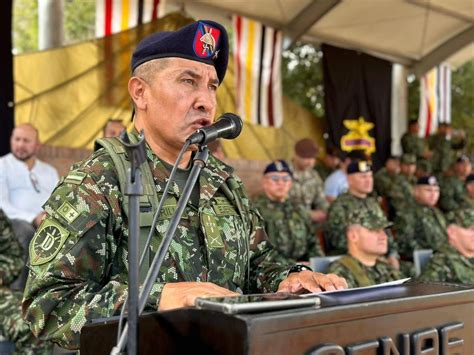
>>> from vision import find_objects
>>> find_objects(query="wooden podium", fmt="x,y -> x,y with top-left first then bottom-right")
80,282 -> 474,354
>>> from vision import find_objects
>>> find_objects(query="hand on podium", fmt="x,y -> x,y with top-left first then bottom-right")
277,271 -> 347,294
159,282 -> 240,310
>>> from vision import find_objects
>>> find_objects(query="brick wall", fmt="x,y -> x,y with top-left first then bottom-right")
38,145 -> 268,198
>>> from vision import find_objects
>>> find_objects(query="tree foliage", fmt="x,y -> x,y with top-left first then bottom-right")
282,42 -> 325,118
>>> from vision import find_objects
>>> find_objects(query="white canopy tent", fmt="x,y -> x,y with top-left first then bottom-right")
164,0 -> 473,153
165,0 -> 474,75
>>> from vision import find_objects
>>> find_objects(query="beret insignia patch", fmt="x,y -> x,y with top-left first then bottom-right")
193,22 -> 221,59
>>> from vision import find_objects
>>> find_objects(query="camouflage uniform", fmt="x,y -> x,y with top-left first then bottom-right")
438,175 -> 470,213
374,167 -> 396,198
325,193 -> 396,254
327,256 -> 402,288
388,174 -> 416,213
23,137 -> 289,349
253,195 -> 323,264
0,210 -> 52,354
394,202 -> 447,259
417,243 -> 474,284
288,163 -> 328,212
401,133 -> 425,159
428,133 -> 465,174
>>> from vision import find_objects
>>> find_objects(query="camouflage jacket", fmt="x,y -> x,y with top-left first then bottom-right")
418,243 -> 474,284
438,175 -> 470,213
394,203 -> 447,259
0,209 -> 23,287
387,174 -> 416,213
23,140 -> 289,349
325,193 -> 396,255
428,133 -> 465,174
401,133 -> 425,158
374,168 -> 396,198
327,255 -> 402,288
288,163 -> 328,212
253,195 -> 323,264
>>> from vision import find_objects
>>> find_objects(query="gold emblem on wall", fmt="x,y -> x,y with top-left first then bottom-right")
340,116 -> 376,155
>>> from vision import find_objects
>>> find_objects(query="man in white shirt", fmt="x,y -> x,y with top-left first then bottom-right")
0,123 -> 59,289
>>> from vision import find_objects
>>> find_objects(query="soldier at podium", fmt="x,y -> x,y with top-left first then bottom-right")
22,20 -> 347,350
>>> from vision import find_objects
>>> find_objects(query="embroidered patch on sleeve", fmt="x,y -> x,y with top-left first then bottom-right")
58,201 -> 80,224
30,219 -> 70,266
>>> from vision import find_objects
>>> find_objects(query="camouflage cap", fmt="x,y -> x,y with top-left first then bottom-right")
263,159 -> 293,176
446,208 -> 474,228
346,209 -> 392,231
294,138 -> 318,158
347,160 -> 372,175
416,159 -> 432,174
416,175 -> 438,186
400,153 -> 416,165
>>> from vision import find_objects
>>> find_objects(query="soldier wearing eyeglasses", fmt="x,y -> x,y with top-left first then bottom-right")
0,123 -> 59,290
254,160 -> 324,264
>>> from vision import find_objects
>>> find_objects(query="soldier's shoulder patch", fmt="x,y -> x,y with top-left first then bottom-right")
58,201 -> 80,223
64,171 -> 87,185
30,219 -> 70,266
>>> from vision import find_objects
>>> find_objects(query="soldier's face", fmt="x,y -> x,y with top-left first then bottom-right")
354,226 -> 388,256
348,171 -> 373,195
132,58 -> 218,153
414,185 -> 440,207
401,163 -> 416,176
10,125 -> 39,161
455,161 -> 472,177
386,159 -> 400,174
293,155 -> 316,171
262,173 -> 292,202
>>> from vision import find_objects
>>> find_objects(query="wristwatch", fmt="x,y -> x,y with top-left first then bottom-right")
287,264 -> 313,277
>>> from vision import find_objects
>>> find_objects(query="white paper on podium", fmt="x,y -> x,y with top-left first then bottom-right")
302,277 -> 411,297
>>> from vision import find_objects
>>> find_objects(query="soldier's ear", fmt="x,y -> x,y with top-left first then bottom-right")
128,77 -> 148,111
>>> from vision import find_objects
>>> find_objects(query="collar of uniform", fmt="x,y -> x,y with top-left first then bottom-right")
128,128 -> 235,202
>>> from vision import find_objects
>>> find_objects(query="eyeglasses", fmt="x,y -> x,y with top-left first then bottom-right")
29,172 -> 40,193
266,175 -> 292,182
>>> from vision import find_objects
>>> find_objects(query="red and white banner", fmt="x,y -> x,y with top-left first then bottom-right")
418,64 -> 451,137
96,0 -> 162,38
233,15 -> 283,128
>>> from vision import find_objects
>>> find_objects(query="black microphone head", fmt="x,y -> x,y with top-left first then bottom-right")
218,113 -> 243,139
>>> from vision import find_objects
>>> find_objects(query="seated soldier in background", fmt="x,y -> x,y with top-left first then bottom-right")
103,118 -> 126,138
0,209 -> 52,353
289,138 -> 328,223
325,160 -> 399,268
395,176 -> 448,260
374,155 -> 400,198
388,153 -> 416,214
400,119 -> 431,160
418,208 -> 474,284
314,146 -> 341,182
438,154 -> 472,213
254,160 -> 324,264
428,122 -> 466,175
415,159 -> 432,179
327,211 -> 402,288
0,123 -> 59,290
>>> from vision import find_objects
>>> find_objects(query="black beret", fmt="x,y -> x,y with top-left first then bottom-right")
416,175 -> 438,186
264,160 -> 293,176
466,174 -> 474,184
131,20 -> 229,83
347,160 -> 372,175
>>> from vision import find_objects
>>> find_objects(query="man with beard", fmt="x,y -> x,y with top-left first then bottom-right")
0,124 -> 59,290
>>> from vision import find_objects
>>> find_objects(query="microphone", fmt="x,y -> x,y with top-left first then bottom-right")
186,113 -> 243,145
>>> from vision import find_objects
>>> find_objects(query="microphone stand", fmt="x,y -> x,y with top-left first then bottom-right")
112,144 -> 209,354
118,132 -> 147,355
